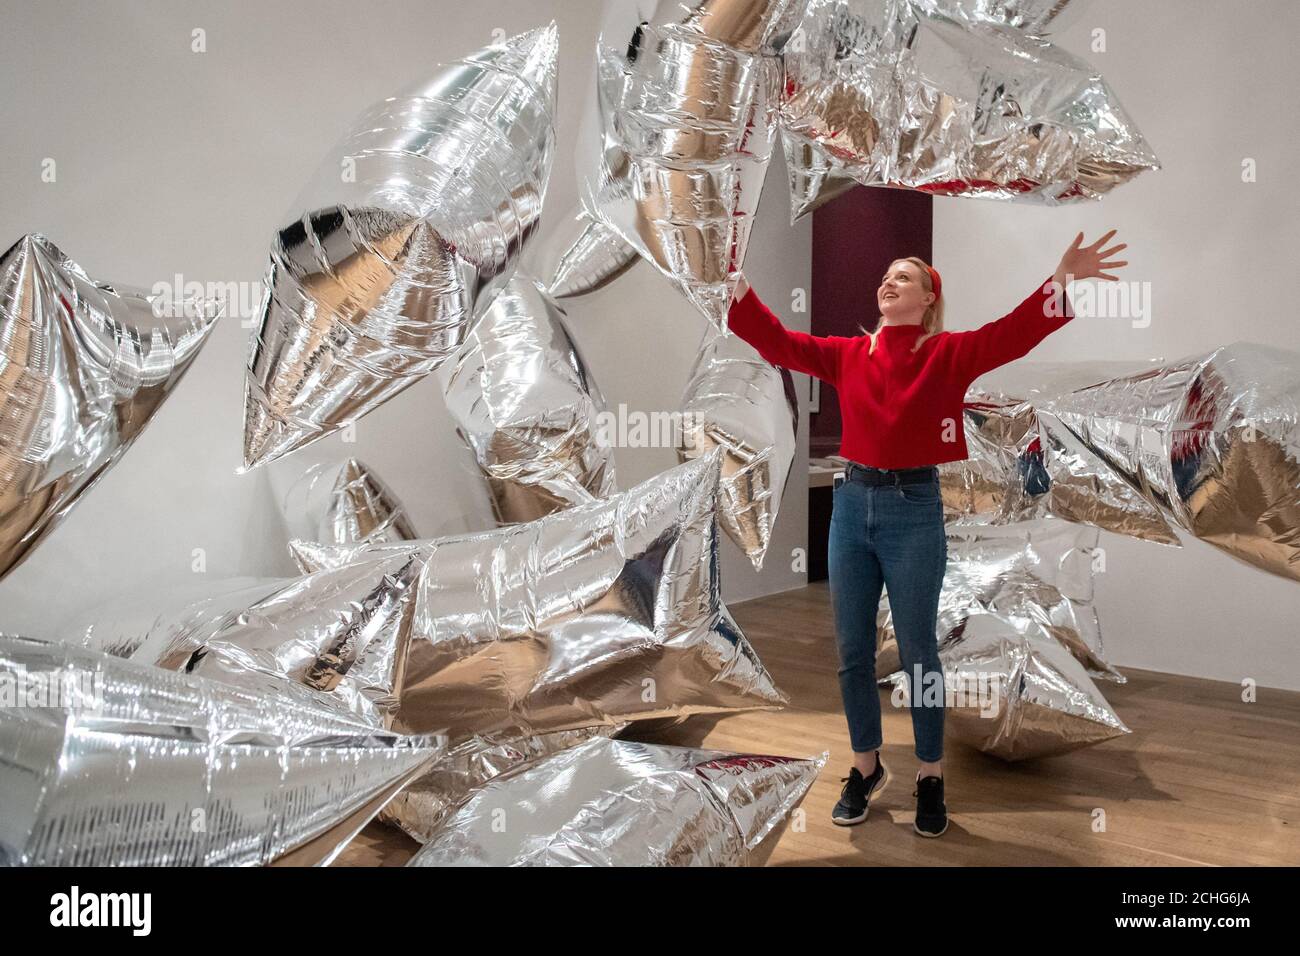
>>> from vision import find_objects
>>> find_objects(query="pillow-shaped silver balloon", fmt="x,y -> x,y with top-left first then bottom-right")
438,274 -> 617,524
779,0 -> 1159,220
886,609 -> 1129,761
0,234 -> 219,582
0,635 -> 443,866
408,736 -> 826,866
243,24 -> 559,469
282,457 -> 419,547
542,207 -> 640,299
291,450 -> 789,740
575,0 -> 798,328
679,325 -> 798,571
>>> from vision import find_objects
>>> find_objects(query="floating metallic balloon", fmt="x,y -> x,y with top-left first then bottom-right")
543,208 -> 639,298
887,609 -> 1129,761
243,25 -> 559,469
0,234 -> 219,581
0,635 -> 443,866
576,0 -> 796,327
779,0 -> 1159,220
877,517 -> 1123,683
438,274 -> 616,524
84,550 -> 423,729
1036,342 -> 1300,583
679,326 -> 798,570
380,724 -> 625,843
943,359 -> 1180,544
408,736 -> 826,866
291,450 -> 789,741
283,457 -> 419,547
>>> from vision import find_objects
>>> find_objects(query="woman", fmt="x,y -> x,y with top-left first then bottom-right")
727,230 -> 1128,836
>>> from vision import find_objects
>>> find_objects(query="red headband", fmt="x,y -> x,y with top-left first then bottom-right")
926,266 -> 942,301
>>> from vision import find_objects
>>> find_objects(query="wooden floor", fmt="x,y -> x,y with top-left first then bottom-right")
338,580 -> 1300,867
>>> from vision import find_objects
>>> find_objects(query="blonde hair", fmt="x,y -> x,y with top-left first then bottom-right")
860,256 -> 946,355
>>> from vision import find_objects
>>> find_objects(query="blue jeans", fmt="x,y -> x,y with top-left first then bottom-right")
827,467 -> 948,762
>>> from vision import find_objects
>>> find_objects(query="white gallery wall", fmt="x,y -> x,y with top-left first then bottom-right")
932,0 -> 1300,687
0,0 -> 811,634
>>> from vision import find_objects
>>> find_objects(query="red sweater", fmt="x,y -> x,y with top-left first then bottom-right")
727,276 -> 1074,469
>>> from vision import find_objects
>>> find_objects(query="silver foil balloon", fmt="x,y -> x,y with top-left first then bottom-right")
0,234 -> 219,581
779,0 -> 1159,220
283,457 -> 419,546
437,274 -> 617,524
1035,342 -> 1300,583
576,0 -> 797,327
947,360 -> 1181,545
408,736 -> 826,866
291,449 -> 789,740
243,25 -> 559,469
543,208 -> 640,298
679,326 -> 798,570
0,635 -> 443,866
877,517 -> 1122,683
380,724 -> 625,843
887,608 -> 1129,761
84,550 -> 424,729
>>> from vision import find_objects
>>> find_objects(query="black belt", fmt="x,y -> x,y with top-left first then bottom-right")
843,461 -> 938,488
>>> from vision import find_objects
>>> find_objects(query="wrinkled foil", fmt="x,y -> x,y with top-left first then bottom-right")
679,325 -> 798,570
1038,343 -> 1300,583
438,274 -> 616,523
243,25 -> 559,468
408,736 -> 826,865
291,449 -> 789,740
948,358 -> 1180,544
544,207 -> 639,298
283,457 -> 419,546
953,346 -> 1300,582
380,724 -> 626,843
0,635 -> 443,866
84,551 -> 423,729
0,234 -> 219,581
877,517 -> 1122,683
779,0 -> 1159,220
887,609 -> 1129,760
577,0 -> 796,327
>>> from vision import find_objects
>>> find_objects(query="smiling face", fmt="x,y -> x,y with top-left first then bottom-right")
877,260 -> 934,321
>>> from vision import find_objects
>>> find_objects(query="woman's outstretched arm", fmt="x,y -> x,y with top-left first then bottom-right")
946,229 -> 1129,383
727,274 -> 845,385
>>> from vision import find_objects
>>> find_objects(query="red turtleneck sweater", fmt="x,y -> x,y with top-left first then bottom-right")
726,276 -> 1075,469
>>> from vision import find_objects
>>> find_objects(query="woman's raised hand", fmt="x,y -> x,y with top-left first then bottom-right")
1055,229 -> 1129,285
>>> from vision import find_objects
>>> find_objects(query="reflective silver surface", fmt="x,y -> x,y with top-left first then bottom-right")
779,0 -> 1158,220
85,551 -> 424,729
0,635 -> 443,866
680,325 -> 798,570
244,25 -> 559,468
544,207 -> 639,298
0,234 -> 219,581
887,608 -> 1129,761
408,736 -> 826,865
283,457 -> 419,546
577,0 -> 796,327
954,346 -> 1300,582
438,274 -> 616,524
380,724 -> 625,843
878,517 -> 1122,683
291,449 -> 789,740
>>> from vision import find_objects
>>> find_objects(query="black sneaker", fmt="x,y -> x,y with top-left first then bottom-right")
831,752 -> 889,826
912,773 -> 948,837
